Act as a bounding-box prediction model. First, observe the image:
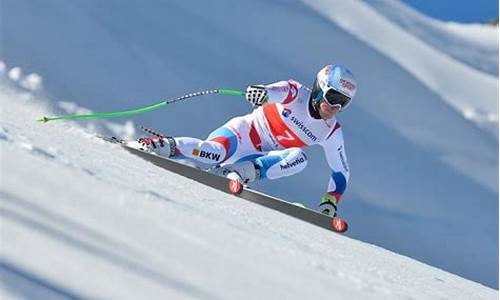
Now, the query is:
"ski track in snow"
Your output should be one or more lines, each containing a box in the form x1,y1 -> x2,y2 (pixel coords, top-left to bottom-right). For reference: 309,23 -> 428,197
0,79 -> 497,299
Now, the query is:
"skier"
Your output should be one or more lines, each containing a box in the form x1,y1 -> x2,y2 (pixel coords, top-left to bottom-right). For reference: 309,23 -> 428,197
131,64 -> 357,217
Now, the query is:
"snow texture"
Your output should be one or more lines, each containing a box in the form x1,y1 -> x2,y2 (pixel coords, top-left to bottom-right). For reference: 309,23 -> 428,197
1,0 -> 498,294
0,78 -> 496,300
303,0 -> 498,137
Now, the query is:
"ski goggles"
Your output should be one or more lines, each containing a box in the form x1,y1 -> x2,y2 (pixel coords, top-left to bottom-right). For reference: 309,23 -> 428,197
312,81 -> 352,111
323,88 -> 352,111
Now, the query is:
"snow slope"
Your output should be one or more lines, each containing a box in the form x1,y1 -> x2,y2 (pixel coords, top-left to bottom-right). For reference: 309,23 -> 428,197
1,0 -> 498,289
303,0 -> 498,137
1,78 -> 496,300
365,0 -> 499,76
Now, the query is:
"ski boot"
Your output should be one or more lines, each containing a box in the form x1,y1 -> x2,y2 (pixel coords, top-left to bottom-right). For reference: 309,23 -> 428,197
319,193 -> 348,233
211,161 -> 261,194
127,136 -> 177,157
319,193 -> 338,217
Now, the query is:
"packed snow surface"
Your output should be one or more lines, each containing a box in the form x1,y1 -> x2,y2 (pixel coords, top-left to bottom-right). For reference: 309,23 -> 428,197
1,80 -> 496,300
1,0 -> 498,292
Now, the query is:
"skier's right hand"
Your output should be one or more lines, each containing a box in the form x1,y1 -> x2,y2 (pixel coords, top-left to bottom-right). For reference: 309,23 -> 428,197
245,85 -> 269,106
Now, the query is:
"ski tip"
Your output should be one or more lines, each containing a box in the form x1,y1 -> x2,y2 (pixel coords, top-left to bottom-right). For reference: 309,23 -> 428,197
228,179 -> 243,195
332,216 -> 348,233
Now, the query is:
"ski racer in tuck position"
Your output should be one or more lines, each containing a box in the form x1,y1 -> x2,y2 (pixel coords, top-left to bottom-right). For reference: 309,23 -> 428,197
131,64 -> 357,217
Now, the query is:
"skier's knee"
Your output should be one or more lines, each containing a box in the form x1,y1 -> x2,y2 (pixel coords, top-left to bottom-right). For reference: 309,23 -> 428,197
281,148 -> 308,173
174,136 -> 231,165
205,127 -> 238,164
255,148 -> 308,179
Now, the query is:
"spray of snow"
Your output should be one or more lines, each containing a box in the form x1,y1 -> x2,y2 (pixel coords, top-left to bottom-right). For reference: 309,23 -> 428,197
1,62 -> 43,92
0,59 -> 136,142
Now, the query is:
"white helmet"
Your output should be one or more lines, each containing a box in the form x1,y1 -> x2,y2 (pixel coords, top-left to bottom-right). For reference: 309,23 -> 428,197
311,64 -> 357,111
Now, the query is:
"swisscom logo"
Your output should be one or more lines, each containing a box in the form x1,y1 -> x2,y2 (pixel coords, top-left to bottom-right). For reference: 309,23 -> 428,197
282,108 -> 292,118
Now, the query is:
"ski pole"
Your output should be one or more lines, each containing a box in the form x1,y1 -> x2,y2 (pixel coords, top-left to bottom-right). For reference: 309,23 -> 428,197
37,88 -> 244,123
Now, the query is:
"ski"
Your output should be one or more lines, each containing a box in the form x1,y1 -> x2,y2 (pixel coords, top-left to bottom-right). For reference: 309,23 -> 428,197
99,136 -> 348,233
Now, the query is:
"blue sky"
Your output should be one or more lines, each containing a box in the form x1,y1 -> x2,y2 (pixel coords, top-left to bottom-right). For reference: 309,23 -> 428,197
401,0 -> 499,23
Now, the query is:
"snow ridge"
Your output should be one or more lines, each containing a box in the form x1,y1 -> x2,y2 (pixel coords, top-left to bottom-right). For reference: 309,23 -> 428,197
302,0 -> 498,138
364,0 -> 499,76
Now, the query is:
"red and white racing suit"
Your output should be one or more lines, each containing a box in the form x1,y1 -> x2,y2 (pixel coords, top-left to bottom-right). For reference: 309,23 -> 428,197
173,80 -> 350,202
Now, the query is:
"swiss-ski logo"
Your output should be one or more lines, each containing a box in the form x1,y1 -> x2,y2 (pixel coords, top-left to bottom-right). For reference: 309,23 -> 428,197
337,145 -> 349,173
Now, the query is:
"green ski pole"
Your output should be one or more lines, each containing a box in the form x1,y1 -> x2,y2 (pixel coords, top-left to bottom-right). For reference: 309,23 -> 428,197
37,89 -> 243,123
